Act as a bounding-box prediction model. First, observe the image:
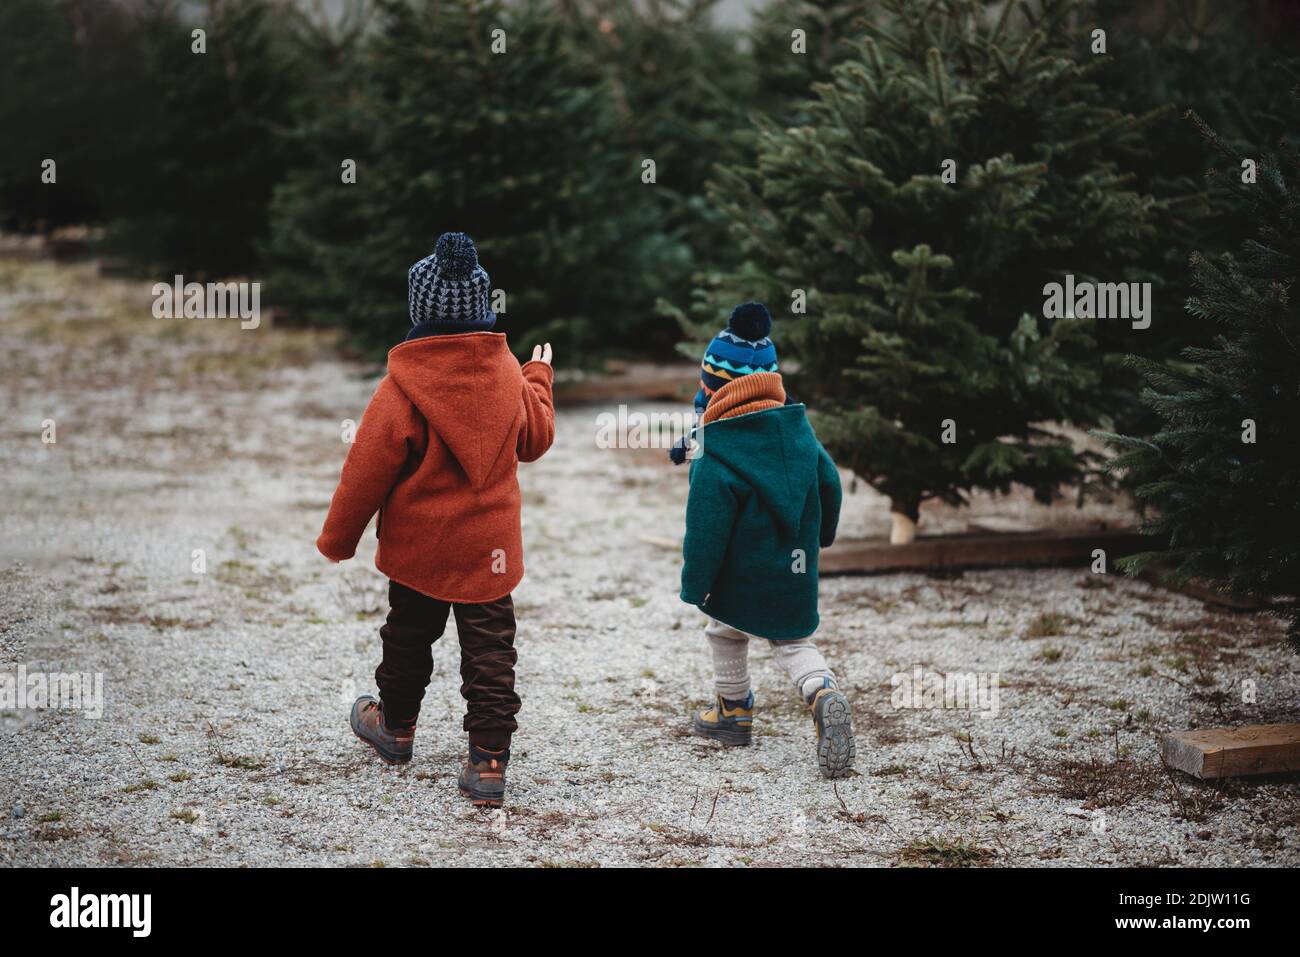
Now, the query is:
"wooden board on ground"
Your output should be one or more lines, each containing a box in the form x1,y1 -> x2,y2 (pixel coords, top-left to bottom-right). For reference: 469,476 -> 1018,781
554,364 -> 697,405
819,526 -> 1152,575
1135,571 -> 1278,612
1162,724 -> 1300,779
0,237 -> 48,262
96,257 -> 134,278
48,238 -> 89,261
966,517 -> 1040,534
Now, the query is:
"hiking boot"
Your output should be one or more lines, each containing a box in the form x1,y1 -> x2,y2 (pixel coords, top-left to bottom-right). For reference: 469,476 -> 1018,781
691,691 -> 754,747
349,695 -> 413,765
458,744 -> 509,807
807,679 -> 854,778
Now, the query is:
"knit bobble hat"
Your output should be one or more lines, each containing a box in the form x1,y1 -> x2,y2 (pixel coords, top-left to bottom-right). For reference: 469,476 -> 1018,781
434,231 -> 477,279
407,231 -> 496,330
696,301 -> 779,412
728,301 -> 772,342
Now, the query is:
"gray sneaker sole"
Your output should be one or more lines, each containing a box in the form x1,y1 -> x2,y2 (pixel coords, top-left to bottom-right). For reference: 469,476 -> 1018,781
814,691 -> 855,778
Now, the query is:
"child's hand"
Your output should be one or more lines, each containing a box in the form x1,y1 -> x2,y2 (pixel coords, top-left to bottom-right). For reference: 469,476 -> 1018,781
669,434 -> 692,465
530,343 -> 553,366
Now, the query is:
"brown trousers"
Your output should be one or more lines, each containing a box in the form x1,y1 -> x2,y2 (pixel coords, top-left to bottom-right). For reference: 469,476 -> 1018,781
376,580 -> 519,750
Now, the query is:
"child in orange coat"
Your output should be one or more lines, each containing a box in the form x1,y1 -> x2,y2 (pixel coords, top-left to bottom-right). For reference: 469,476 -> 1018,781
317,232 -> 554,807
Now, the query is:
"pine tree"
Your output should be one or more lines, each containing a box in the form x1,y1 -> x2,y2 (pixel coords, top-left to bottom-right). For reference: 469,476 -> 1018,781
1102,70 -> 1300,641
98,0 -> 302,277
748,0 -> 872,121
266,0 -> 684,359
0,0 -> 139,231
1077,0 -> 1298,365
0,0 -> 304,274
574,0 -> 755,285
666,0 -> 1168,541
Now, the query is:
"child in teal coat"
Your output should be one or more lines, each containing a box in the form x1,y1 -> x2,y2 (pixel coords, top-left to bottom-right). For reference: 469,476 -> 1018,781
678,303 -> 854,778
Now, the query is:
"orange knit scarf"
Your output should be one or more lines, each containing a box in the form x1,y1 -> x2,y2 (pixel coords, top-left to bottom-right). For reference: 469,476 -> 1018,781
701,372 -> 786,424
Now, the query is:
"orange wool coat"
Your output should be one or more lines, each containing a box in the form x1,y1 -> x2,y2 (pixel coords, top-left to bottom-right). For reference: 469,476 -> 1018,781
316,332 -> 555,603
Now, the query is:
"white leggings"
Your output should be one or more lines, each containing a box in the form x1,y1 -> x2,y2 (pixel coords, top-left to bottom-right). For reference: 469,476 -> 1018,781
705,618 -> 834,701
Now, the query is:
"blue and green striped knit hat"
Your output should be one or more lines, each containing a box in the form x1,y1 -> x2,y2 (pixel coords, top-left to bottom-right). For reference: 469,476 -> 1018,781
695,302 -> 778,412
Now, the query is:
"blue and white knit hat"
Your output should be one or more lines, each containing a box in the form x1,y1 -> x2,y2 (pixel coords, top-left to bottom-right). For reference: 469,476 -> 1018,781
407,232 -> 495,330
695,302 -> 779,412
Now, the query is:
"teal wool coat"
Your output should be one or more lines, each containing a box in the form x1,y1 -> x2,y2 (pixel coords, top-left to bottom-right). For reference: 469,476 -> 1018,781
680,404 -> 842,640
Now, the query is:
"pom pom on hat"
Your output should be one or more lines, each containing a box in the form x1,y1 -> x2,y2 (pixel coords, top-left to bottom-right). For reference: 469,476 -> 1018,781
728,301 -> 772,342
433,231 -> 478,281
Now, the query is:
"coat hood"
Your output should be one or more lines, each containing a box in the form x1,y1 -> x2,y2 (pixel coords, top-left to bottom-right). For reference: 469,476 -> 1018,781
699,404 -> 819,535
386,332 -> 523,491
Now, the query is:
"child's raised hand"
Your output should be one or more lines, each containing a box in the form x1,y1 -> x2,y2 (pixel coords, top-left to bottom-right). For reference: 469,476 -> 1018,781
530,343 -> 553,366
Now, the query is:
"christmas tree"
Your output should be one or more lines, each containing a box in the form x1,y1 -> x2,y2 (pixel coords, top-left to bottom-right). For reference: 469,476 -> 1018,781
748,0 -> 873,120
667,0 -> 1168,542
0,0 -> 139,231
0,0 -> 306,276
1077,0 -> 1298,365
266,0 -> 685,359
572,0 -> 755,287
1102,70 -> 1300,641
96,0 -> 302,278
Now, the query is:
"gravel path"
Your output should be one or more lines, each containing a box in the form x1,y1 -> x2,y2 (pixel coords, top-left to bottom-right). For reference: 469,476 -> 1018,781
3,260 -> 1298,867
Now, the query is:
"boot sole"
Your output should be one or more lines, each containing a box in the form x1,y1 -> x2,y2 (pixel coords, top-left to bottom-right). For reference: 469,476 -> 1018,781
815,692 -> 855,778
350,724 -> 411,765
458,784 -> 504,808
691,719 -> 752,747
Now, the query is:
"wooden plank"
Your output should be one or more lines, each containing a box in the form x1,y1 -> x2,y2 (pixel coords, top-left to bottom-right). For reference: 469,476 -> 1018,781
819,527 -> 1154,575
554,365 -> 697,405
96,257 -> 134,278
1135,570 -> 1279,611
1161,724 -> 1300,780
0,237 -> 48,261
966,517 -> 1039,534
48,237 -> 89,261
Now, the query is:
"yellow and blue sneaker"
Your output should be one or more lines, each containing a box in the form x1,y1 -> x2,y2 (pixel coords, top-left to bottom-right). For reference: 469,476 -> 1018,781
807,679 -> 855,778
692,691 -> 754,747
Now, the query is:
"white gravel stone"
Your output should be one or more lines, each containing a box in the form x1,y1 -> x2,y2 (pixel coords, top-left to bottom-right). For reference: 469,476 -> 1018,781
2,261 -> 1298,867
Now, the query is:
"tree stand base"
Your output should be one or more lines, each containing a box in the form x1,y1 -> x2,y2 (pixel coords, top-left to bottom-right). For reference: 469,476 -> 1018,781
889,512 -> 917,545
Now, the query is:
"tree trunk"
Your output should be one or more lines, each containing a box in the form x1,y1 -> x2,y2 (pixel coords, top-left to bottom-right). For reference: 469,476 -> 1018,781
889,497 -> 920,545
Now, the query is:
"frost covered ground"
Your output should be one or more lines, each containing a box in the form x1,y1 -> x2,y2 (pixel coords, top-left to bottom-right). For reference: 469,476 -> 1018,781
2,260 -> 1298,867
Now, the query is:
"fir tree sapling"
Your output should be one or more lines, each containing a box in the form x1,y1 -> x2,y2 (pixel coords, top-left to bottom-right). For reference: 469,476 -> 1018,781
748,0 -> 873,120
1075,0 -> 1297,374
101,0 -> 303,277
1101,74 -> 1300,641
0,0 -> 150,232
668,0 -> 1168,542
575,0 -> 756,314
266,0 -> 689,359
